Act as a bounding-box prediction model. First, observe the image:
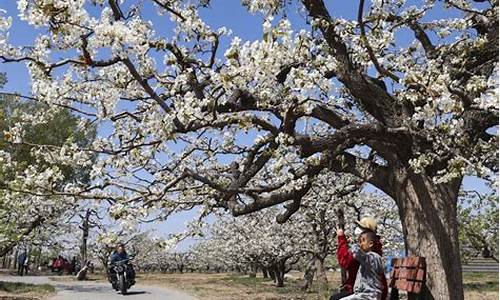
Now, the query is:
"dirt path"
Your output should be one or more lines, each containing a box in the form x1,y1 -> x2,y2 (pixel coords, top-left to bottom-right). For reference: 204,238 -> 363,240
0,275 -> 197,300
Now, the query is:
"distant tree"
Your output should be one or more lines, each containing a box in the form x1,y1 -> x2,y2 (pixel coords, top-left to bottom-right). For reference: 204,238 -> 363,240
0,90 -> 96,256
458,188 -> 499,262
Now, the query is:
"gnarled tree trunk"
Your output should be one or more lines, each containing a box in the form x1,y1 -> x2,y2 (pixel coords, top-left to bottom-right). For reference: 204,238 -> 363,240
392,172 -> 463,300
274,266 -> 285,288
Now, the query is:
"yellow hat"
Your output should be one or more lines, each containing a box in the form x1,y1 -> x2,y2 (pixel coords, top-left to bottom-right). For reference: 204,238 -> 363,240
356,217 -> 378,233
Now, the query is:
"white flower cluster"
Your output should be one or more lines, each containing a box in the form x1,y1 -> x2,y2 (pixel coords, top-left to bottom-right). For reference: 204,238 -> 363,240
0,10 -> 12,55
241,0 -> 283,15
0,0 -> 495,245
189,173 -> 403,276
18,0 -> 88,27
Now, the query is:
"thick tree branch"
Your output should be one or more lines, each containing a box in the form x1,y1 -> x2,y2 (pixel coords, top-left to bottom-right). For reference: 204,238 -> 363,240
328,151 -> 394,198
302,0 -> 401,125
309,104 -> 350,128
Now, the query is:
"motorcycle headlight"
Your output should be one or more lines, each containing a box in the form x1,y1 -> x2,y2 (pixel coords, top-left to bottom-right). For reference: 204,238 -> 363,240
116,266 -> 124,273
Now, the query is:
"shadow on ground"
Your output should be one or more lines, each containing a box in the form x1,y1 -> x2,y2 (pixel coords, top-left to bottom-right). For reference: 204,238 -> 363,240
123,291 -> 148,296
464,281 -> 498,292
54,284 -> 110,294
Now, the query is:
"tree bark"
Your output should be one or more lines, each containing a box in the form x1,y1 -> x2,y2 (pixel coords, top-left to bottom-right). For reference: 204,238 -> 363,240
392,173 -> 463,300
275,266 -> 285,288
314,255 -> 328,286
80,209 -> 91,268
268,268 -> 276,281
13,248 -> 18,270
302,257 -> 315,290
274,258 -> 292,288
261,267 -> 269,278
249,264 -> 257,278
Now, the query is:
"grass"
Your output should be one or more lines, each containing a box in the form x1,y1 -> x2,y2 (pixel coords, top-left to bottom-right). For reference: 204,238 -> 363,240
131,271 -> 349,300
127,271 -> 499,300
47,272 -> 104,283
50,270 -> 497,299
0,271 -> 495,300
462,272 -> 499,298
0,281 -> 55,300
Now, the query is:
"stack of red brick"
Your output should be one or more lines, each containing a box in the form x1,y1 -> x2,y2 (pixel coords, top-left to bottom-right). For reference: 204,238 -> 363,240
389,256 -> 426,293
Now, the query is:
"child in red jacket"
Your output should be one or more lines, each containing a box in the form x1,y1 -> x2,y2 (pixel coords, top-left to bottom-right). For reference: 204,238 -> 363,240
330,217 -> 388,300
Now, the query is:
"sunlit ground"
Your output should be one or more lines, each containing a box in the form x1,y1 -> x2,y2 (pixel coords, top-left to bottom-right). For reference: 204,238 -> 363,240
6,270 -> 496,300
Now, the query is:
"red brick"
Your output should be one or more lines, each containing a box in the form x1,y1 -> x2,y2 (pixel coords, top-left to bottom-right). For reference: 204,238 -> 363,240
416,269 -> 426,281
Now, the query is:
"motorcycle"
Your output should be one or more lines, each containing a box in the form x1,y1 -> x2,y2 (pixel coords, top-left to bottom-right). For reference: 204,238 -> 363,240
108,258 -> 136,295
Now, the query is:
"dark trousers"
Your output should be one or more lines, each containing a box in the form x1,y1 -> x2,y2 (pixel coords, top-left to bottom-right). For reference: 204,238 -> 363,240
330,290 -> 352,300
17,264 -> 25,276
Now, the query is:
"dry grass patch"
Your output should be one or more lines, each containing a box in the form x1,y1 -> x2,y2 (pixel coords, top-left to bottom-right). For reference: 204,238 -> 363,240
462,272 -> 498,300
47,273 -> 105,283
133,271 -> 498,300
136,271 -> 339,300
0,281 -> 55,300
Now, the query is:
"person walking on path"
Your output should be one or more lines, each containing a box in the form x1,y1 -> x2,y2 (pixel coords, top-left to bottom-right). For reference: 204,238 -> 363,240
17,251 -> 27,276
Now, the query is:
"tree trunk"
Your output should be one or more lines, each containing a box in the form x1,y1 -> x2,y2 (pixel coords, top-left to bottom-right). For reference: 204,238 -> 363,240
393,173 -> 463,300
275,266 -> 285,288
13,248 -> 18,270
268,268 -> 276,281
249,264 -> 257,278
6,249 -> 13,269
99,255 -> 109,274
35,246 -> 42,269
261,267 -> 269,278
274,259 -> 289,288
314,255 -> 328,286
301,257 -> 315,290
80,209 -> 91,267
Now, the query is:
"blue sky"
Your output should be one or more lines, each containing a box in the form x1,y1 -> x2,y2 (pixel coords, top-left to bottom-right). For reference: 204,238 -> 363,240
0,0 -> 494,250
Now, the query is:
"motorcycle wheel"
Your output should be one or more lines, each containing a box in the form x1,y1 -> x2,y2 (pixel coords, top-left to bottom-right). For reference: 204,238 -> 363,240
119,274 -> 127,295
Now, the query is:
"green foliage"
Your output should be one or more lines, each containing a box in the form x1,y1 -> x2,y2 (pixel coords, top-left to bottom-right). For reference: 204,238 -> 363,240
458,189 -> 499,262
0,83 -> 96,255
0,94 -> 96,185
462,272 -> 499,292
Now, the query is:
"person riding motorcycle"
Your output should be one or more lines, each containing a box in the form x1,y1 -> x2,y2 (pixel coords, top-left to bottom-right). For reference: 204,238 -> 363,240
110,244 -> 129,264
108,244 -> 136,292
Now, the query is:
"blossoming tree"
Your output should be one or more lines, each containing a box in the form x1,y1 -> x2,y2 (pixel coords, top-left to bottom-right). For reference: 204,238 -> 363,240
458,187 -> 499,262
0,92 -> 95,257
0,0 -> 497,298
202,208 -> 306,287
194,178 -> 403,288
